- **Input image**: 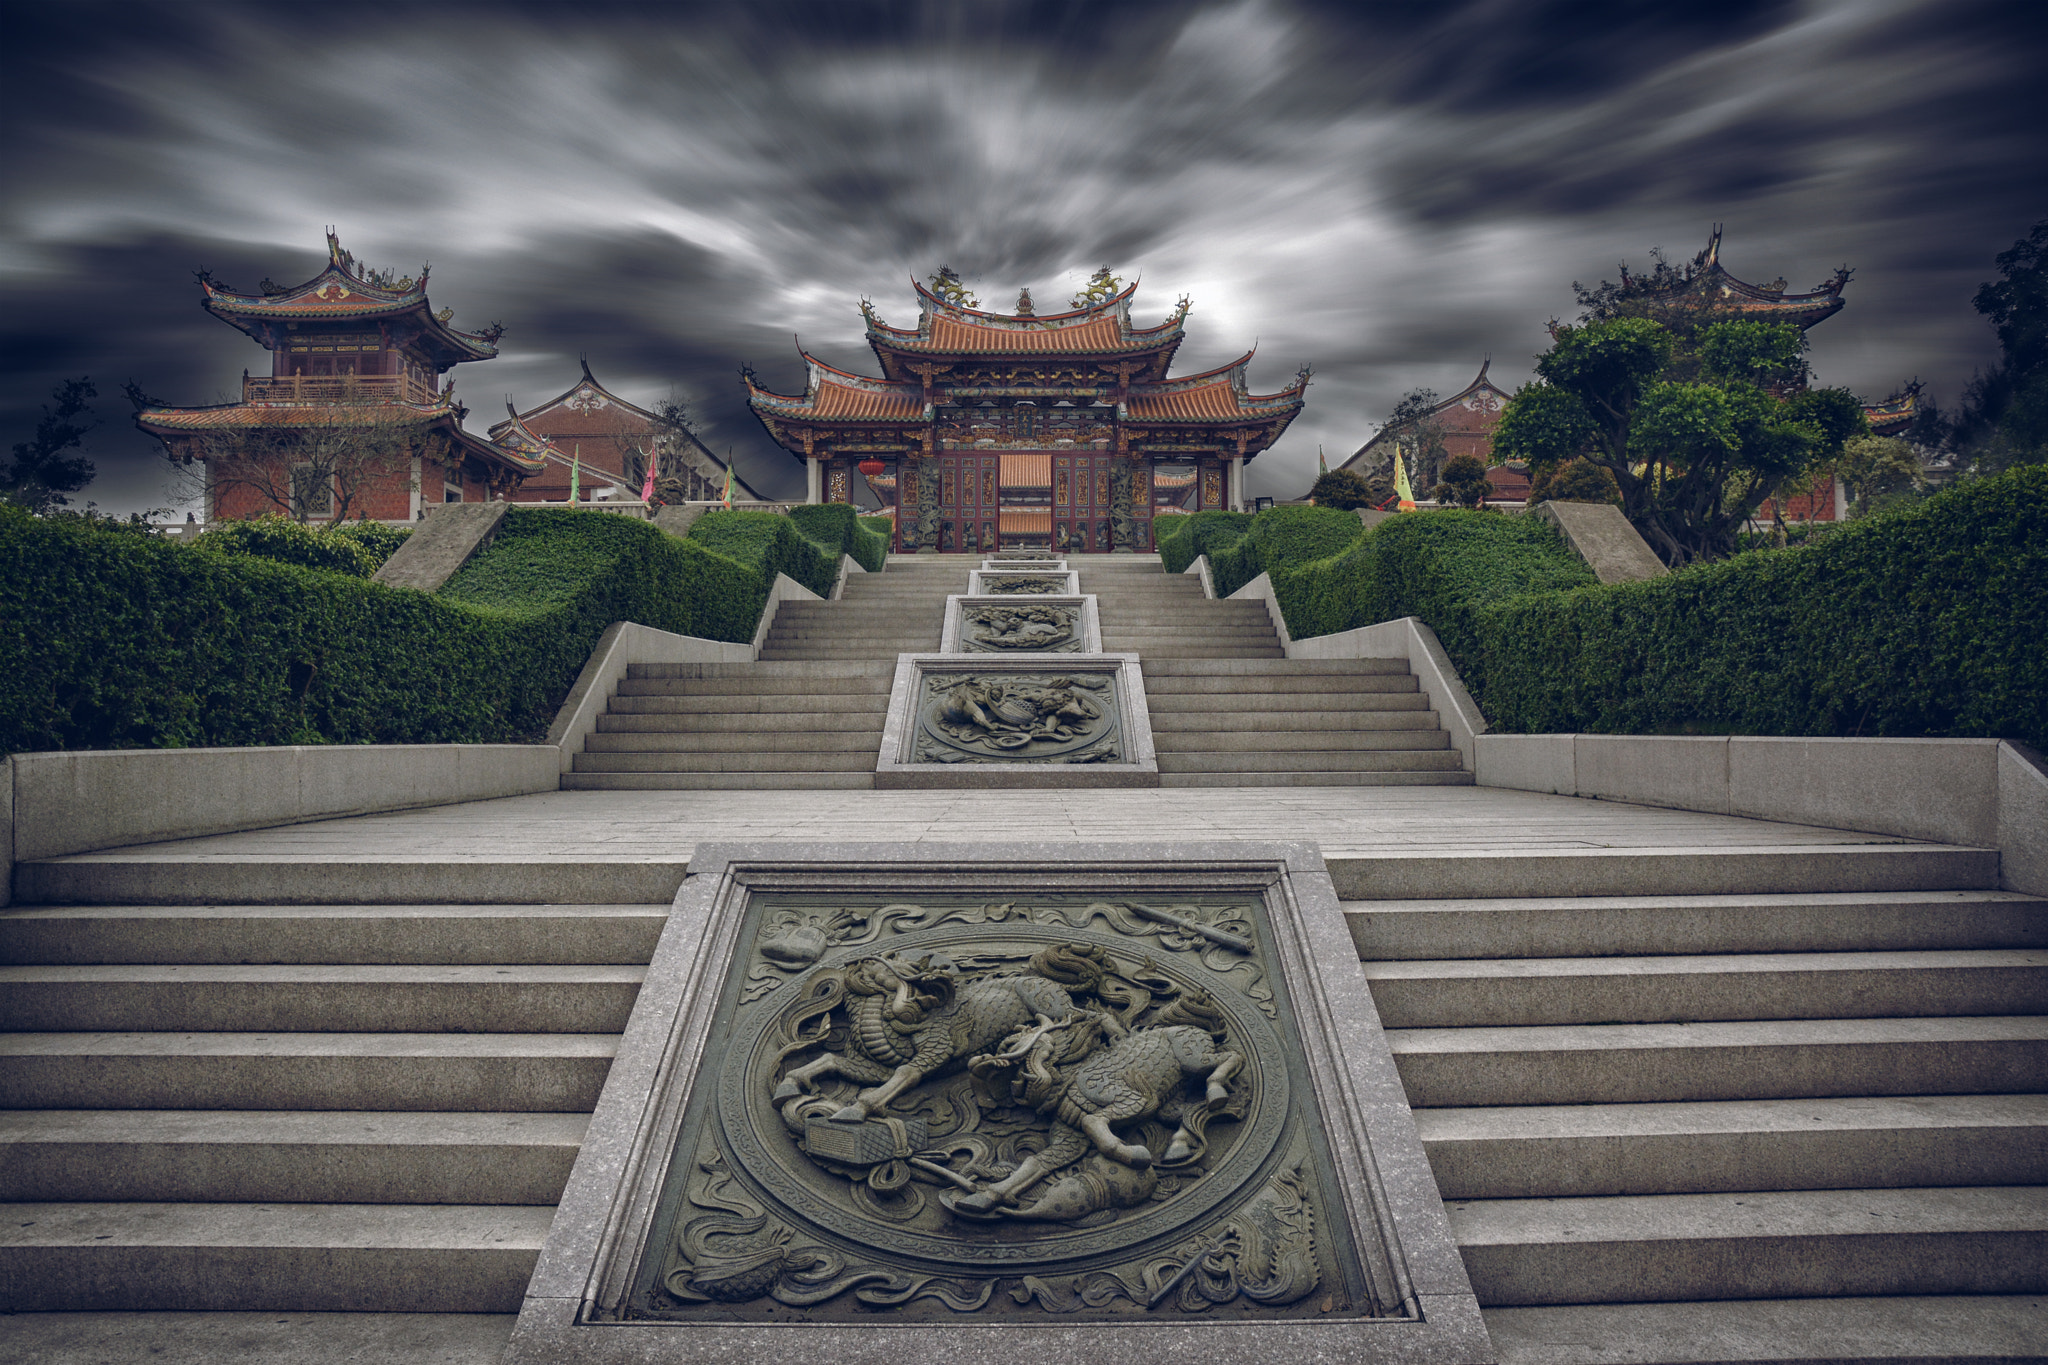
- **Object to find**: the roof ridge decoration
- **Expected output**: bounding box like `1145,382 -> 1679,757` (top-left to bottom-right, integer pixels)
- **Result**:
196,232 -> 503,357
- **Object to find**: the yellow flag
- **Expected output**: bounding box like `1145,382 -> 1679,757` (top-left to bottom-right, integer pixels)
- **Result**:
1393,451 -> 1415,509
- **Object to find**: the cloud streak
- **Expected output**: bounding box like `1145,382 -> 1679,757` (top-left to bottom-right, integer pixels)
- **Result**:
2,0 -> 2041,511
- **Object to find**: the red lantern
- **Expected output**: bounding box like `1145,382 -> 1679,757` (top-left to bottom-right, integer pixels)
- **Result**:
857,459 -> 887,478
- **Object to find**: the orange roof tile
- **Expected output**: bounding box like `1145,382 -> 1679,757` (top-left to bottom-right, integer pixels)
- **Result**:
806,377 -> 924,420
1125,377 -> 1246,421
922,314 -> 1131,353
999,452 -> 1052,487
999,509 -> 1052,534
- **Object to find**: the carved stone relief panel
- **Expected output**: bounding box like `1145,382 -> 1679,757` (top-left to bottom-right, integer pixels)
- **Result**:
959,604 -> 1082,653
626,892 -> 1377,1324
912,671 -> 1122,764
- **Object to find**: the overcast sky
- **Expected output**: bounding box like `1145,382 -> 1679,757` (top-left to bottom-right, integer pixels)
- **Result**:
4,0 -> 2043,513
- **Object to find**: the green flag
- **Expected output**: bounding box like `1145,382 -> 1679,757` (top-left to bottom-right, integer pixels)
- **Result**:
569,444 -> 581,504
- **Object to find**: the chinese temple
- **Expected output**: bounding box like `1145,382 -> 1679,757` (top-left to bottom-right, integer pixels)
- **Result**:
493,361 -> 763,504
134,233 -> 543,521
744,272 -> 1308,552
1338,359 -> 1514,498
1338,230 -> 1922,511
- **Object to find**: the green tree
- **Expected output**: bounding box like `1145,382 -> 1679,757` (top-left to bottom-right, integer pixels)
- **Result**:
4,377 -> 98,513
1432,453 -> 1491,508
1492,316 -> 1865,564
1954,218 -> 2048,470
1307,467 -> 1374,510
1837,434 -> 1923,517
1378,388 -> 1451,494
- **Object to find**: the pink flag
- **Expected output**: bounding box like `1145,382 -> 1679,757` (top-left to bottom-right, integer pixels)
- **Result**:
640,447 -> 658,503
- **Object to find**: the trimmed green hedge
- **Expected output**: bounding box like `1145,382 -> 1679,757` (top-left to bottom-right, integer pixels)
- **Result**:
1156,510 -> 1252,575
1165,472 -> 2046,749
3,506 -> 777,755
682,509 -> 844,597
196,516 -> 381,577
1205,506 -> 1369,600
787,502 -> 890,573
1472,467 -> 2047,746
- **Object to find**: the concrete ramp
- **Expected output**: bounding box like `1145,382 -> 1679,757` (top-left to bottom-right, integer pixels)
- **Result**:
1532,500 -> 1667,583
371,503 -> 510,592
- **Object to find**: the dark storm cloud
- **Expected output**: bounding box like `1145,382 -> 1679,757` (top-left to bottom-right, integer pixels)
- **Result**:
2,0 -> 2042,511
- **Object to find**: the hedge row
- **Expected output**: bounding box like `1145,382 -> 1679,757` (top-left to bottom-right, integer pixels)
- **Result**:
1156,470 -> 2045,749
1,504 -> 843,755
1472,468 -> 2047,746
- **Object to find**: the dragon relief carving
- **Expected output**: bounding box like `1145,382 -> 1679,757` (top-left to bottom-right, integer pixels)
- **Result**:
915,673 -> 1117,764
652,898 -> 1327,1318
961,603 -> 1079,652
981,575 -> 1067,595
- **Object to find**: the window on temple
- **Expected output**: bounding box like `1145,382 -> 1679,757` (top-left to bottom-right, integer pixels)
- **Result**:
290,463 -> 333,519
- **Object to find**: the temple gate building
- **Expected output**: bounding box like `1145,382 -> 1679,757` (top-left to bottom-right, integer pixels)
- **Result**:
744,273 -> 1308,552
134,233 -> 544,521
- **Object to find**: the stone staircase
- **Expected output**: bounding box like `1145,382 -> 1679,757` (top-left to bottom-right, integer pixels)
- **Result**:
566,552 -> 1470,788
1345,845 -> 2048,1363
0,874 -> 667,1328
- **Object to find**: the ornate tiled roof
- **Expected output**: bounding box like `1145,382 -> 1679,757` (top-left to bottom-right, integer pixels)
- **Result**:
487,404 -> 561,465
135,389 -> 545,474
864,278 -> 1188,364
200,232 -> 501,361
746,354 -> 929,422
1629,226 -> 1848,330
1122,353 -> 1309,424
1862,381 -> 1922,437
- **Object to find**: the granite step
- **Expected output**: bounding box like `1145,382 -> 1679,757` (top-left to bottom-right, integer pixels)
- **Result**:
1415,1094 -> 2048,1198
0,1109 -> 589,1204
571,751 -> 875,773
1363,950 -> 2048,1028
1142,674 -> 1418,693
610,693 -> 891,713
0,904 -> 668,966
0,965 -> 645,1033
1147,693 -> 1431,713
0,1032 -> 618,1111
583,730 -> 882,753
1386,1016 -> 2048,1107
1149,709 -> 1443,731
1141,657 -> 1411,675
0,1202 -> 553,1312
1447,1186 -> 2048,1306
1159,770 -> 1477,788
599,710 -> 884,732
1481,1295 -> 2048,1365
1154,749 -> 1465,773
1152,729 -> 1452,752
560,771 -> 875,791
1344,890 -> 2048,960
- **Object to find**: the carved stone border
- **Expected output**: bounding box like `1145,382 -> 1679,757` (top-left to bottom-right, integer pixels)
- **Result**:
967,568 -> 1082,596
503,841 -> 1495,1365
874,653 -> 1158,788
938,594 -> 1103,654
980,557 -> 1068,571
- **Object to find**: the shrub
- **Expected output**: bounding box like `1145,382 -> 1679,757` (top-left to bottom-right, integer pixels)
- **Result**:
1307,468 -> 1373,510
197,515 -> 379,577
1207,505 -> 1366,598
684,508 -> 841,597
327,518 -> 413,568
2,506 -> 771,756
1529,457 -> 1624,507
788,502 -> 889,573
1473,466 -> 2048,747
1156,509 -> 1252,574
1433,454 -> 1491,508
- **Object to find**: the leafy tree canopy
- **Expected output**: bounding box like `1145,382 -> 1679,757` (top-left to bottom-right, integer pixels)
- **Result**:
1494,316 -> 1865,565
1308,467 -> 1374,510
4,377 -> 99,514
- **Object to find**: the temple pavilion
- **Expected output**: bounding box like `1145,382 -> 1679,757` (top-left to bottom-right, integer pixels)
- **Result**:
492,361 -> 763,506
134,233 -> 544,522
744,272 -> 1308,552
1338,229 -> 1920,512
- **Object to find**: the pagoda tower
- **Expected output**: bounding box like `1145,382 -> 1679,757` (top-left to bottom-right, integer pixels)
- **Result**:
135,232 -> 544,522
744,272 -> 1308,552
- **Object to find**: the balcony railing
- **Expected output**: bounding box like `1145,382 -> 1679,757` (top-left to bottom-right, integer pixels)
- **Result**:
243,374 -> 441,405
